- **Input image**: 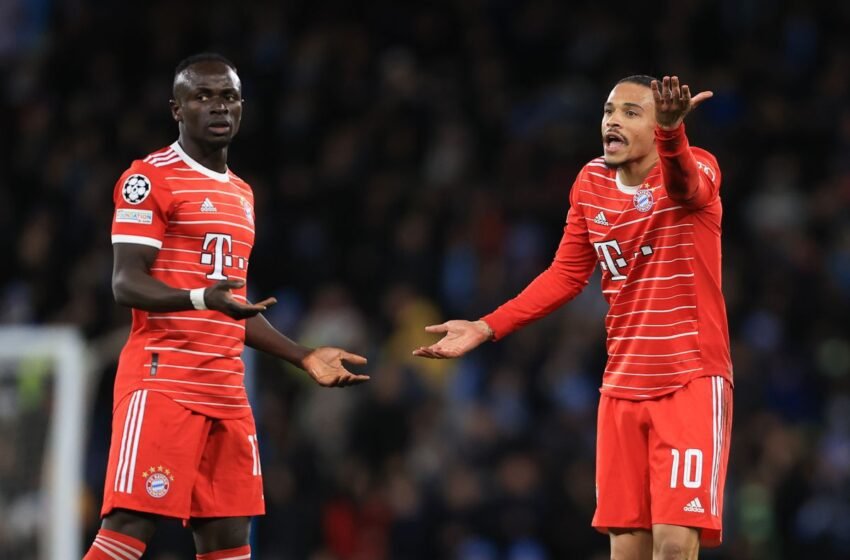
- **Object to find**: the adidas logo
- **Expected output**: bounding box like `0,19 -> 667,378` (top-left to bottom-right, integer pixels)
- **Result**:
593,211 -> 610,226
200,198 -> 218,213
683,498 -> 704,513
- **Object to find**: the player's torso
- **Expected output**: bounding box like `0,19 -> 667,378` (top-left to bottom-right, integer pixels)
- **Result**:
114,144 -> 256,418
577,158 -> 724,399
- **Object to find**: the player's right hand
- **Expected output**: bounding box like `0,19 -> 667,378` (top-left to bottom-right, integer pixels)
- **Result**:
203,279 -> 277,320
412,319 -> 493,359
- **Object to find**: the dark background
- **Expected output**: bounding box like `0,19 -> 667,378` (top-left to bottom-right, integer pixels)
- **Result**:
2,0 -> 849,558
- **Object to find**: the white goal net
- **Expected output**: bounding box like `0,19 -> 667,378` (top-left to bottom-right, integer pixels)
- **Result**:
0,327 -> 88,560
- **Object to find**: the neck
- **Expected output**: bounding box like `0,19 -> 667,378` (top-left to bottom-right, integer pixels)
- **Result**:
616,151 -> 659,186
177,135 -> 228,173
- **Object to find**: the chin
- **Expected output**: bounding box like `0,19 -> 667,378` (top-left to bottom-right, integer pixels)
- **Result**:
603,155 -> 622,168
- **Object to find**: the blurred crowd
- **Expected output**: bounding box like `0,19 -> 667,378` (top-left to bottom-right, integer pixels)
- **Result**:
3,0 -> 850,558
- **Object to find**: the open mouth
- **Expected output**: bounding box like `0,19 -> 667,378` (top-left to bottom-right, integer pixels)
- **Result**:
604,131 -> 626,152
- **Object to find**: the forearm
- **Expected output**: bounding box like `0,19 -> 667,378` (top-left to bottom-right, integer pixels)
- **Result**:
481,265 -> 588,339
655,124 -> 701,204
112,268 -> 196,312
245,314 -> 313,367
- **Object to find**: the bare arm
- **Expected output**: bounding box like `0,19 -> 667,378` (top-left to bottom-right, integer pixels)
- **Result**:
245,314 -> 370,387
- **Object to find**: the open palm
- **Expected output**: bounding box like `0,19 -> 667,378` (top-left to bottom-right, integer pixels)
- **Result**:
412,320 -> 492,359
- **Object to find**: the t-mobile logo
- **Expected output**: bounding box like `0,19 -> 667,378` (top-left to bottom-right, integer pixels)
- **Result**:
594,239 -> 628,280
200,233 -> 242,280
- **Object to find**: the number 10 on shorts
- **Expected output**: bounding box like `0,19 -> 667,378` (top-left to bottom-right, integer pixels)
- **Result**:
669,448 -> 703,489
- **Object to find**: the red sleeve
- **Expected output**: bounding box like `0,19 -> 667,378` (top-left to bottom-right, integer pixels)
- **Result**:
480,173 -> 598,340
111,162 -> 174,249
655,124 -> 721,209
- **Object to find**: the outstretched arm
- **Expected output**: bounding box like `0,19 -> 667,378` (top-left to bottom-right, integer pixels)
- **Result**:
414,183 -> 598,359
245,314 -> 369,387
112,243 -> 274,319
652,76 -> 720,208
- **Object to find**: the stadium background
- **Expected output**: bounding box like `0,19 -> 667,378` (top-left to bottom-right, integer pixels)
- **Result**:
3,0 -> 849,558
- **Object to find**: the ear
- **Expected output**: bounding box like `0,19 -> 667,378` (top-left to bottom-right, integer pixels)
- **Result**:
169,99 -> 181,122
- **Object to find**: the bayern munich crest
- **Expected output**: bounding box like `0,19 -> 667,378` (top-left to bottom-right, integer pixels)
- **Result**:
242,197 -> 253,223
122,174 -> 152,205
142,466 -> 173,498
633,187 -> 654,212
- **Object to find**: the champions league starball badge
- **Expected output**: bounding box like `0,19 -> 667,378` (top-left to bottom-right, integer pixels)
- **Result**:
633,188 -> 654,212
122,174 -> 152,205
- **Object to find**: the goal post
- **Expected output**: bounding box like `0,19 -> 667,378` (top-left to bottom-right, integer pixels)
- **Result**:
0,326 -> 88,560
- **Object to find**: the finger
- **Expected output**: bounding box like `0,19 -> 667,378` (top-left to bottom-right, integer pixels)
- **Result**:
412,347 -> 444,359
671,76 -> 681,101
651,79 -> 662,103
690,91 -> 713,109
217,278 -> 246,291
252,297 -> 277,309
340,372 -> 370,385
424,324 -> 449,334
341,352 -> 368,365
662,76 -> 671,99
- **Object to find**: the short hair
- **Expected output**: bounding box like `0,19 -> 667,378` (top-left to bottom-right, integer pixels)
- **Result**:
172,53 -> 238,98
174,52 -> 237,79
616,74 -> 659,88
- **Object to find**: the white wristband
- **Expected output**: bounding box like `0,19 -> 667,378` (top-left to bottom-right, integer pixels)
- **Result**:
189,288 -> 208,311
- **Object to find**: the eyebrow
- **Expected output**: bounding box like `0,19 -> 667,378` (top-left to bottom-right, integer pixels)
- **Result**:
604,102 -> 644,110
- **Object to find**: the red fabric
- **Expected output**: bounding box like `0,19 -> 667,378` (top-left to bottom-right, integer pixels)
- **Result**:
111,142 -> 257,419
481,129 -> 732,400
592,376 -> 732,547
101,390 -> 264,520
84,528 -> 146,559
196,545 -> 251,560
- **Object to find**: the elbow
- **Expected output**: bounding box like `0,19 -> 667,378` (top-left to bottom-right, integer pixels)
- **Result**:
112,274 -> 134,307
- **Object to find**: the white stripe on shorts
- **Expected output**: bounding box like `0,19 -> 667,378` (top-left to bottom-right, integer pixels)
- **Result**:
115,390 -> 148,493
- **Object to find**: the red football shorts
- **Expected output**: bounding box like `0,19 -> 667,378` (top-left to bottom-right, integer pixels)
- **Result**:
592,376 -> 732,547
101,389 -> 264,520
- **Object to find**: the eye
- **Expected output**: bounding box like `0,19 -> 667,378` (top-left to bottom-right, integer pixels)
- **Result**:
196,93 -> 209,101
603,108 -> 613,115
225,93 -> 239,102
626,110 -> 638,117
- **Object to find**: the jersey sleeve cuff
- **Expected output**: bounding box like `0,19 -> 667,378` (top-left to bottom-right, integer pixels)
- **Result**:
111,234 -> 163,249
479,313 -> 509,341
654,123 -> 688,155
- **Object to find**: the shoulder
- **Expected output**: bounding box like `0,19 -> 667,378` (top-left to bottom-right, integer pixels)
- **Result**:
689,146 -> 721,183
114,148 -> 176,203
227,171 -> 254,199
569,157 -> 615,197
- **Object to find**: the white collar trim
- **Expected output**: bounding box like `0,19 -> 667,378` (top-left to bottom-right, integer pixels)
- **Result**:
170,141 -> 231,183
615,172 -> 641,195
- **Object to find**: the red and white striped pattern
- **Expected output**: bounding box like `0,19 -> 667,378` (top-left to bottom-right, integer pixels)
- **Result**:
575,153 -> 731,399
111,144 -> 256,419
91,533 -> 144,560
710,376 -> 729,516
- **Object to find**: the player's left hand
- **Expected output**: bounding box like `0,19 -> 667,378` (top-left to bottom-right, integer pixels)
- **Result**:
652,76 -> 713,130
302,347 -> 370,387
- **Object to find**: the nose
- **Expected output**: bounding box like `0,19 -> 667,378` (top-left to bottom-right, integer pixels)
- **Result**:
211,98 -> 228,114
605,111 -> 620,129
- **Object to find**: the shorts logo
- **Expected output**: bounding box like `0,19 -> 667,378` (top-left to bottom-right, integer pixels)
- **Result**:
142,465 -> 174,498
633,187 -> 654,212
122,174 -> 152,205
683,497 -> 704,513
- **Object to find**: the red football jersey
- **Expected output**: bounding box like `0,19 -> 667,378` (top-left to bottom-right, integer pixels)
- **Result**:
111,142 -> 256,418
483,126 -> 732,400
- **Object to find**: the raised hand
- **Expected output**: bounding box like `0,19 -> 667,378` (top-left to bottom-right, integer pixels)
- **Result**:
652,76 -> 713,130
204,279 -> 277,320
302,347 -> 370,387
412,319 -> 493,359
